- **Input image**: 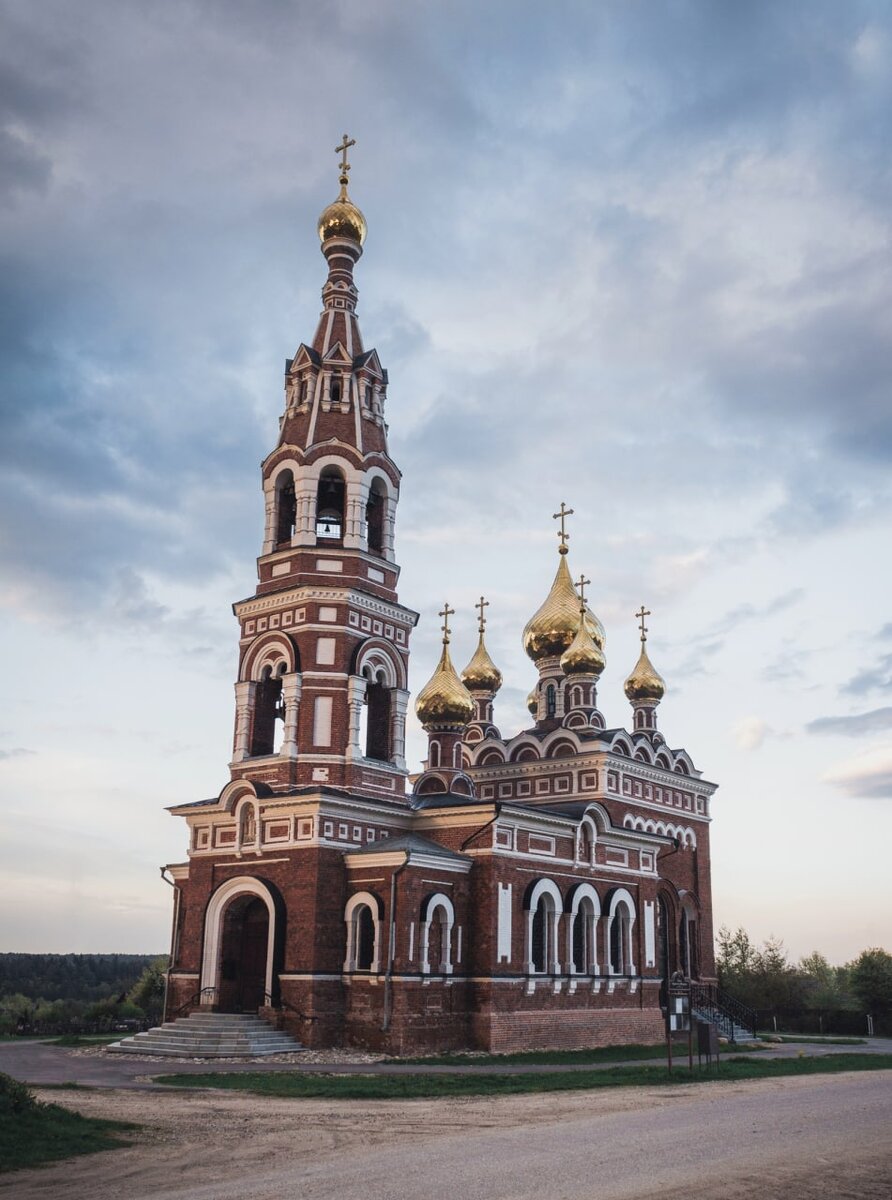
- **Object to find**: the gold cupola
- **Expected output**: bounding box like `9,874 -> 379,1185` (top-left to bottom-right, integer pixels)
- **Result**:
461,596 -> 503,693
415,604 -> 475,729
318,133 -> 367,246
526,687 -> 538,715
522,505 -> 605,664
624,606 -> 666,702
561,593 -> 606,677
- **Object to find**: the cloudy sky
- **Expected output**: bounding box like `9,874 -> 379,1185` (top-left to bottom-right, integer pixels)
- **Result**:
1,0 -> 890,963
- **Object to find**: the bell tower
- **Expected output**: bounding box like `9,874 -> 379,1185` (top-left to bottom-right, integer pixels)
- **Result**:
229,137 -> 418,802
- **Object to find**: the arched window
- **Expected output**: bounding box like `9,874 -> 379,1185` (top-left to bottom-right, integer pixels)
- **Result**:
571,896 -> 597,973
679,906 -> 698,978
330,376 -> 341,406
526,880 -> 562,975
421,893 -> 455,975
657,895 -> 671,1007
275,470 -> 296,547
355,906 -> 375,970
365,478 -> 386,555
579,822 -> 595,864
608,891 -> 636,975
316,468 -> 345,540
250,662 -> 286,756
545,684 -> 556,719
344,892 -> 382,973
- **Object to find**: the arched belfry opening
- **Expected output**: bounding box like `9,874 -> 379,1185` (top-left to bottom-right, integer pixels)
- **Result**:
275,470 -> 296,547
251,662 -> 286,757
218,895 -> 269,1012
316,467 -> 345,540
365,478 -> 386,555
362,667 -> 392,762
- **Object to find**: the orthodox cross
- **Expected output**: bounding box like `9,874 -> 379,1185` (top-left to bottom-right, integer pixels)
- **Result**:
439,602 -> 455,643
335,133 -> 356,181
553,502 -> 574,553
575,574 -> 590,611
475,595 -> 490,633
635,604 -> 651,642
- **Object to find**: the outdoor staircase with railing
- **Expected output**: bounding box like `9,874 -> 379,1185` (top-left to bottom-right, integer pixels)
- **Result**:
689,983 -> 757,1043
108,1011 -> 304,1058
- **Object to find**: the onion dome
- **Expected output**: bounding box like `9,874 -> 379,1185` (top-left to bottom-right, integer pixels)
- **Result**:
561,615 -> 606,677
526,687 -> 538,715
416,608 -> 475,729
461,633 -> 502,693
523,551 -> 605,664
318,184 -> 367,246
318,136 -> 367,245
624,642 -> 666,702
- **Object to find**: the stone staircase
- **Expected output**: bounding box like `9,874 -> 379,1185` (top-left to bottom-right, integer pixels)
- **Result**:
108,1011 -> 303,1058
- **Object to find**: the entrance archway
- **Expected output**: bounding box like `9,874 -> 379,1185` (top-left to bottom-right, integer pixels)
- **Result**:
219,896 -> 269,1011
200,876 -> 279,1010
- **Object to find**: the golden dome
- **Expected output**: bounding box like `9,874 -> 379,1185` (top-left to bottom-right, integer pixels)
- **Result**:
522,552 -> 605,663
561,616 -> 606,677
624,643 -> 666,702
526,687 -> 538,715
461,633 -> 502,693
415,641 -> 475,728
318,183 -> 367,246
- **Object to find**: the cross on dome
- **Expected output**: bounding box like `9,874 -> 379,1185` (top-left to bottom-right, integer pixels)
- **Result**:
553,502 -> 574,555
635,604 -> 651,642
575,573 -> 591,609
439,602 -> 455,643
335,133 -> 356,184
475,595 -> 490,633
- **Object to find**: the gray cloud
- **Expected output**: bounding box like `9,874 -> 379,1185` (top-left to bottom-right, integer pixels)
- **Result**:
842,653 -> 892,697
807,707 -> 892,737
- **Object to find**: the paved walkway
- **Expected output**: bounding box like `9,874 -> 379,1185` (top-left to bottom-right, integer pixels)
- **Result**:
2,1036 -> 891,1091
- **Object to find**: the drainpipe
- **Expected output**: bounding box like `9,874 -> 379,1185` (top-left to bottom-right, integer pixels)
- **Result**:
460,802 -> 501,852
382,852 -> 408,1035
160,867 -> 181,1021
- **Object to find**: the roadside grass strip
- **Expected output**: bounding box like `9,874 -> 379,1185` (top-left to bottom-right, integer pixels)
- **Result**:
47,1034 -> 123,1047
155,1052 -> 892,1101
758,1034 -> 866,1045
0,1072 -> 134,1173
399,1040 -> 763,1067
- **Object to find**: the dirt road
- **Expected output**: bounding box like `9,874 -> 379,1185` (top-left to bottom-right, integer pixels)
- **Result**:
5,1070 -> 891,1199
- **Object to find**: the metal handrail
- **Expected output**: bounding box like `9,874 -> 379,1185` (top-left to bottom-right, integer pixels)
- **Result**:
168,986 -> 217,1021
689,982 -> 757,1039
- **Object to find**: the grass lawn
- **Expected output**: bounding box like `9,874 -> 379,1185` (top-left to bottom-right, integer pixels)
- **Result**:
47,1034 -> 124,1047
399,1039 -> 762,1068
0,1073 -> 134,1173
155,1052 -> 892,1101
758,1034 -> 866,1045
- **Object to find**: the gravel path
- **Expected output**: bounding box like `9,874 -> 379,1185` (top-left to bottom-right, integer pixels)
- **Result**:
3,1070 -> 891,1199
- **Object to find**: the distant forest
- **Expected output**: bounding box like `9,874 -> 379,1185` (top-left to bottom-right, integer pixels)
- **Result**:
0,953 -> 164,1003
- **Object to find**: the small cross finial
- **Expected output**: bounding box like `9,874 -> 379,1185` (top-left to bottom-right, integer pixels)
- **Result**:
552,502 -> 574,555
335,133 -> 356,185
439,602 -> 456,644
635,604 -> 651,643
475,595 -> 490,634
575,574 -> 591,610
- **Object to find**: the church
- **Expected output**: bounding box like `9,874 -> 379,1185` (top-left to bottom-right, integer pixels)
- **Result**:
160,138 -> 718,1055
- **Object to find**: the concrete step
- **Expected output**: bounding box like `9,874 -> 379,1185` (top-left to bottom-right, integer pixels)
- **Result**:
108,1011 -> 304,1058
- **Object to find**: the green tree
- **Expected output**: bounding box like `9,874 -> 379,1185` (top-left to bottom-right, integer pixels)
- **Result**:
849,948 -> 892,1015
127,957 -> 168,1021
798,952 -> 854,1013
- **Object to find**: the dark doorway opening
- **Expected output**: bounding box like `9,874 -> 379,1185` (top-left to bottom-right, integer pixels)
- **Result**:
219,895 -> 269,1012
